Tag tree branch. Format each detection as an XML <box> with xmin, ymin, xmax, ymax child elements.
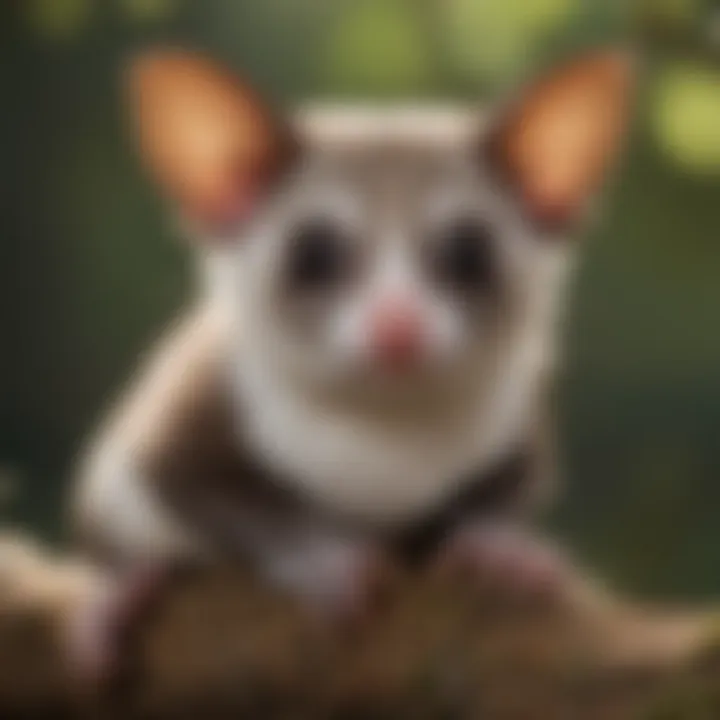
<box><xmin>0</xmin><ymin>531</ymin><xmax>718</xmax><ymax>719</ymax></box>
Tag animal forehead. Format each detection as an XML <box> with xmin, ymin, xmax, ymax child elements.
<box><xmin>292</xmin><ymin>104</ymin><xmax>484</xmax><ymax>149</ymax></box>
<box><xmin>265</xmin><ymin>105</ymin><xmax>491</xmax><ymax>236</ymax></box>
<box><xmin>302</xmin><ymin>145</ymin><xmax>465</xmax><ymax>191</ymax></box>
<box><xmin>287</xmin><ymin>107</ymin><xmax>486</xmax><ymax>205</ymax></box>
<box><xmin>294</xmin><ymin>104</ymin><xmax>483</xmax><ymax>182</ymax></box>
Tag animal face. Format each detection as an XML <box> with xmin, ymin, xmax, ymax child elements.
<box><xmin>128</xmin><ymin>48</ymin><xmax>633</xmax><ymax>404</ymax></box>
<box><xmin>215</xmin><ymin>110</ymin><xmax>568</xmax><ymax>402</ymax></box>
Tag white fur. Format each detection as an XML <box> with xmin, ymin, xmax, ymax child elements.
<box><xmin>79</xmin><ymin>105</ymin><xmax>576</xmax><ymax>558</ymax></box>
<box><xmin>198</xmin><ymin>105</ymin><xmax>576</xmax><ymax>527</ymax></box>
<box><xmin>236</xmin><ymin>368</ymin><xmax>524</xmax><ymax>525</ymax></box>
<box><xmin>220</xmin><ymin>240</ymin><xmax>572</xmax><ymax>527</ymax></box>
<box><xmin>329</xmin><ymin>238</ymin><xmax>465</xmax><ymax>368</ymax></box>
<box><xmin>75</xmin><ymin>447</ymin><xmax>204</xmax><ymax>562</ymax></box>
<box><xmin>294</xmin><ymin>104</ymin><xmax>489</xmax><ymax>148</ymax></box>
<box><xmin>73</xmin><ymin>307</ymin><xmax>224</xmax><ymax>562</ymax></box>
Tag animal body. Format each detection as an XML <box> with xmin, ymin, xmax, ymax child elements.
<box><xmin>67</xmin><ymin>47</ymin><xmax>635</xmax><ymax>680</ymax></box>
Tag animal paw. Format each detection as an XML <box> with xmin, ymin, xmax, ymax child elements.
<box><xmin>63</xmin><ymin>561</ymin><xmax>172</xmax><ymax>687</ymax></box>
<box><xmin>435</xmin><ymin>522</ymin><xmax>571</xmax><ymax>601</ymax></box>
<box><xmin>265</xmin><ymin>537</ymin><xmax>394</xmax><ymax>628</ymax></box>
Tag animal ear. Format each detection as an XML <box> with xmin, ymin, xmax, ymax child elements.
<box><xmin>126</xmin><ymin>48</ymin><xmax>298</xmax><ymax>238</ymax></box>
<box><xmin>485</xmin><ymin>49</ymin><xmax>636</xmax><ymax>232</ymax></box>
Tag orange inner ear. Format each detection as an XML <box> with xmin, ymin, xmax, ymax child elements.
<box><xmin>490</xmin><ymin>50</ymin><xmax>635</xmax><ymax>230</ymax></box>
<box><xmin>127</xmin><ymin>49</ymin><xmax>296</xmax><ymax>230</ymax></box>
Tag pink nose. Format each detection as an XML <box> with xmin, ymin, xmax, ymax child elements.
<box><xmin>368</xmin><ymin>301</ymin><xmax>425</xmax><ymax>370</ymax></box>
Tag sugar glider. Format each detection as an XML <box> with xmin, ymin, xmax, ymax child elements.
<box><xmin>67</xmin><ymin>47</ymin><xmax>635</xmax><ymax>679</ymax></box>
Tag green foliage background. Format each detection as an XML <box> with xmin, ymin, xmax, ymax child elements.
<box><xmin>2</xmin><ymin>0</ymin><xmax>720</xmax><ymax>598</ymax></box>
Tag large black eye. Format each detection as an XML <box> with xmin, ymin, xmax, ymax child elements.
<box><xmin>434</xmin><ymin>217</ymin><xmax>496</xmax><ymax>292</ymax></box>
<box><xmin>286</xmin><ymin>218</ymin><xmax>349</xmax><ymax>291</ymax></box>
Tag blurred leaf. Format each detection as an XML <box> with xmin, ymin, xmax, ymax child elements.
<box><xmin>441</xmin><ymin>0</ymin><xmax>577</xmax><ymax>86</ymax></box>
<box><xmin>708</xmin><ymin>7</ymin><xmax>720</xmax><ymax>48</ymax></box>
<box><xmin>322</xmin><ymin>0</ymin><xmax>435</xmax><ymax>96</ymax></box>
<box><xmin>653</xmin><ymin>61</ymin><xmax>720</xmax><ymax>174</ymax></box>
<box><xmin>636</xmin><ymin>0</ymin><xmax>699</xmax><ymax>26</ymax></box>
<box><xmin>119</xmin><ymin>0</ymin><xmax>180</xmax><ymax>23</ymax></box>
<box><xmin>26</xmin><ymin>0</ymin><xmax>93</xmax><ymax>40</ymax></box>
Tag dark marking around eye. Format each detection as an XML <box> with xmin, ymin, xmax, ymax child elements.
<box><xmin>285</xmin><ymin>218</ymin><xmax>350</xmax><ymax>291</ymax></box>
<box><xmin>433</xmin><ymin>217</ymin><xmax>496</xmax><ymax>293</ymax></box>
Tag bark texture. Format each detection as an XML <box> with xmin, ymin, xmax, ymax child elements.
<box><xmin>0</xmin><ymin>532</ymin><xmax>718</xmax><ymax>719</ymax></box>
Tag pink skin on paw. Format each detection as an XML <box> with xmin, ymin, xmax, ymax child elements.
<box><xmin>65</xmin><ymin>563</ymin><xmax>171</xmax><ymax>686</ymax></box>
<box><xmin>322</xmin><ymin>552</ymin><xmax>393</xmax><ymax>627</ymax></box>
<box><xmin>436</xmin><ymin>523</ymin><xmax>570</xmax><ymax>599</ymax></box>
<box><xmin>265</xmin><ymin>539</ymin><xmax>392</xmax><ymax>629</ymax></box>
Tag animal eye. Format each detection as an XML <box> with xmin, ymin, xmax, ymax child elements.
<box><xmin>434</xmin><ymin>217</ymin><xmax>495</xmax><ymax>292</ymax></box>
<box><xmin>286</xmin><ymin>218</ymin><xmax>350</xmax><ymax>290</ymax></box>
